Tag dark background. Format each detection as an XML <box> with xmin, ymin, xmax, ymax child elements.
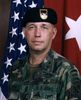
<box><xmin>0</xmin><ymin>0</ymin><xmax>11</xmax><ymax>73</ymax></box>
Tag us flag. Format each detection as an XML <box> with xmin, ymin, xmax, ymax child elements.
<box><xmin>0</xmin><ymin>0</ymin><xmax>43</xmax><ymax>99</ymax></box>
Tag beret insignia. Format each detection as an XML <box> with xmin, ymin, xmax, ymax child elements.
<box><xmin>39</xmin><ymin>9</ymin><xmax>48</xmax><ymax>20</ymax></box>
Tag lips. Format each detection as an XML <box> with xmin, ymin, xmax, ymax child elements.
<box><xmin>33</xmin><ymin>41</ymin><xmax>42</xmax><ymax>44</ymax></box>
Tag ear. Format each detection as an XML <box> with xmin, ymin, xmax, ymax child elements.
<box><xmin>22</xmin><ymin>27</ymin><xmax>26</xmax><ymax>37</ymax></box>
<box><xmin>52</xmin><ymin>27</ymin><xmax>57</xmax><ymax>39</ymax></box>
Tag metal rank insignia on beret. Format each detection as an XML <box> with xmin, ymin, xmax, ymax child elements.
<box><xmin>39</xmin><ymin>9</ymin><xmax>48</xmax><ymax>20</ymax></box>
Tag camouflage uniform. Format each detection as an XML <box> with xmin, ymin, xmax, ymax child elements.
<box><xmin>8</xmin><ymin>49</ymin><xmax>81</xmax><ymax>100</ymax></box>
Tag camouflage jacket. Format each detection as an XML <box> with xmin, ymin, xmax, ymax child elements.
<box><xmin>8</xmin><ymin>49</ymin><xmax>81</xmax><ymax>100</ymax></box>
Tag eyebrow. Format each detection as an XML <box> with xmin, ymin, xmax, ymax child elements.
<box><xmin>41</xmin><ymin>24</ymin><xmax>49</xmax><ymax>28</ymax></box>
<box><xmin>28</xmin><ymin>24</ymin><xmax>34</xmax><ymax>26</ymax></box>
<box><xmin>26</xmin><ymin>24</ymin><xmax>35</xmax><ymax>28</ymax></box>
<box><xmin>27</xmin><ymin>23</ymin><xmax>50</xmax><ymax>28</ymax></box>
<box><xmin>42</xmin><ymin>24</ymin><xmax>47</xmax><ymax>26</ymax></box>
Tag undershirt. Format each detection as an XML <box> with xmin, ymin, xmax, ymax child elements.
<box><xmin>29</xmin><ymin>63</ymin><xmax>39</xmax><ymax>74</ymax></box>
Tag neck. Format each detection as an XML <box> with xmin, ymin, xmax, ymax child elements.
<box><xmin>29</xmin><ymin>48</ymin><xmax>50</xmax><ymax>65</ymax></box>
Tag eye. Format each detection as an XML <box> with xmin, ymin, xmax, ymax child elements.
<box><xmin>29</xmin><ymin>26</ymin><xmax>34</xmax><ymax>29</ymax></box>
<box><xmin>43</xmin><ymin>27</ymin><xmax>47</xmax><ymax>29</ymax></box>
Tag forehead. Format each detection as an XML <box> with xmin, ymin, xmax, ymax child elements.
<box><xmin>26</xmin><ymin>22</ymin><xmax>53</xmax><ymax>26</ymax></box>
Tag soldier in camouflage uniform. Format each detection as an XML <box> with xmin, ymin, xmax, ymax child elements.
<box><xmin>8</xmin><ymin>8</ymin><xmax>81</xmax><ymax>100</ymax></box>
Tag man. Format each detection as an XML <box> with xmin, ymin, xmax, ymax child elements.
<box><xmin>8</xmin><ymin>8</ymin><xmax>81</xmax><ymax>100</ymax></box>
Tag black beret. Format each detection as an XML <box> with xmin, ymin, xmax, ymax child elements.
<box><xmin>22</xmin><ymin>8</ymin><xmax>57</xmax><ymax>27</ymax></box>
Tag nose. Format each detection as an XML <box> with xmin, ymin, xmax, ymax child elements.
<box><xmin>35</xmin><ymin>27</ymin><xmax>41</xmax><ymax>37</ymax></box>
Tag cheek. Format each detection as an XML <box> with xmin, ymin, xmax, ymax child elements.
<box><xmin>44</xmin><ymin>35</ymin><xmax>52</xmax><ymax>45</ymax></box>
<box><xmin>25</xmin><ymin>30</ymin><xmax>35</xmax><ymax>39</ymax></box>
<box><xmin>25</xmin><ymin>31</ymin><xmax>31</xmax><ymax>38</ymax></box>
<box><xmin>47</xmin><ymin>34</ymin><xmax>54</xmax><ymax>45</ymax></box>
<box><xmin>45</xmin><ymin>32</ymin><xmax>53</xmax><ymax>41</ymax></box>
<box><xmin>25</xmin><ymin>33</ymin><xmax>31</xmax><ymax>42</ymax></box>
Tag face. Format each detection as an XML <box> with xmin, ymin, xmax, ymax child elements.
<box><xmin>23</xmin><ymin>22</ymin><xmax>57</xmax><ymax>53</ymax></box>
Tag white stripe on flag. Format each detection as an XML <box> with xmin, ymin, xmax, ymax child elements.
<box><xmin>0</xmin><ymin>87</ymin><xmax>7</xmax><ymax>100</ymax></box>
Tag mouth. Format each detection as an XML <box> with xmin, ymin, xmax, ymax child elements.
<box><xmin>33</xmin><ymin>41</ymin><xmax>43</xmax><ymax>45</ymax></box>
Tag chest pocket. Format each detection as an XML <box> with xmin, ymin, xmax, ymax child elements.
<box><xmin>18</xmin><ymin>85</ymin><xmax>57</xmax><ymax>100</ymax></box>
<box><xmin>30</xmin><ymin>85</ymin><xmax>57</xmax><ymax>100</ymax></box>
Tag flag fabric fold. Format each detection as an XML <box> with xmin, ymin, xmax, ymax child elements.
<box><xmin>0</xmin><ymin>0</ymin><xmax>43</xmax><ymax>99</ymax></box>
<box><xmin>44</xmin><ymin>0</ymin><xmax>81</xmax><ymax>74</ymax></box>
<box><xmin>63</xmin><ymin>0</ymin><xmax>81</xmax><ymax>74</ymax></box>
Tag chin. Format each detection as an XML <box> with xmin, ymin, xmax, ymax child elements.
<box><xmin>31</xmin><ymin>47</ymin><xmax>44</xmax><ymax>52</ymax></box>
<box><xmin>33</xmin><ymin>49</ymin><xmax>42</xmax><ymax>52</ymax></box>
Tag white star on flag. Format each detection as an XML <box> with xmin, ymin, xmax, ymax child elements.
<box><xmin>7</xmin><ymin>42</ymin><xmax>15</xmax><ymax>53</ymax></box>
<box><xmin>9</xmin><ymin>27</ymin><xmax>17</xmax><ymax>37</ymax></box>
<box><xmin>13</xmin><ymin>0</ymin><xmax>22</xmax><ymax>7</ymax></box>
<box><xmin>18</xmin><ymin>43</ymin><xmax>26</xmax><ymax>54</ymax></box>
<box><xmin>1</xmin><ymin>73</ymin><xmax>9</xmax><ymax>84</ymax></box>
<box><xmin>20</xmin><ymin>31</ymin><xmax>25</xmax><ymax>39</ymax></box>
<box><xmin>24</xmin><ymin>0</ymin><xmax>28</xmax><ymax>7</ymax></box>
<box><xmin>29</xmin><ymin>1</ymin><xmax>37</xmax><ymax>8</ymax></box>
<box><xmin>0</xmin><ymin>0</ymin><xmax>43</xmax><ymax>99</ymax></box>
<box><xmin>65</xmin><ymin>15</ymin><xmax>81</xmax><ymax>51</ymax></box>
<box><xmin>24</xmin><ymin>0</ymin><xmax>27</xmax><ymax>3</ymax></box>
<box><xmin>11</xmin><ymin>11</ymin><xmax>20</xmax><ymax>22</ymax></box>
<box><xmin>4</xmin><ymin>57</ymin><xmax>12</xmax><ymax>68</ymax></box>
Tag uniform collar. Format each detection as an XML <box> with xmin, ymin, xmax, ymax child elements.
<box><xmin>22</xmin><ymin>48</ymin><xmax>55</xmax><ymax>79</ymax></box>
<box><xmin>39</xmin><ymin>48</ymin><xmax>54</xmax><ymax>74</ymax></box>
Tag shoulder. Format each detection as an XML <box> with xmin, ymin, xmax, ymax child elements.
<box><xmin>53</xmin><ymin>51</ymin><xmax>81</xmax><ymax>96</ymax></box>
<box><xmin>13</xmin><ymin>56</ymin><xmax>27</xmax><ymax>66</ymax></box>
<box><xmin>9</xmin><ymin>55</ymin><xmax>29</xmax><ymax>73</ymax></box>
<box><xmin>54</xmin><ymin>50</ymin><xmax>76</xmax><ymax>68</ymax></box>
<box><xmin>51</xmin><ymin>49</ymin><xmax>80</xmax><ymax>77</ymax></box>
<box><xmin>48</xmin><ymin>49</ymin><xmax>78</xmax><ymax>71</ymax></box>
<box><xmin>8</xmin><ymin>55</ymin><xmax>29</xmax><ymax>84</ymax></box>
